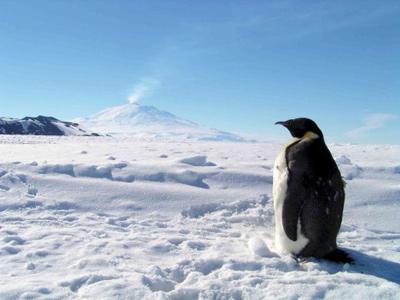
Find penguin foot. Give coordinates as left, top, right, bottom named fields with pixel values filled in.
left=324, top=248, right=354, bottom=264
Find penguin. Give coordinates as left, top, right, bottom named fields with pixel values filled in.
left=273, top=117, right=353, bottom=263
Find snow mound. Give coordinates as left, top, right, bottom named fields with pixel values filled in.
left=336, top=154, right=352, bottom=165
left=248, top=237, right=276, bottom=258
left=35, top=162, right=211, bottom=188
left=179, top=155, right=216, bottom=166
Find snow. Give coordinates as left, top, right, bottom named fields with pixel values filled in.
left=336, top=154, right=352, bottom=165
left=74, top=102, right=246, bottom=142
left=0, top=136, right=399, bottom=299
left=179, top=155, right=216, bottom=167
left=52, top=121, right=95, bottom=136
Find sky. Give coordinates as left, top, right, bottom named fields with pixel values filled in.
left=0, top=0, right=399, bottom=143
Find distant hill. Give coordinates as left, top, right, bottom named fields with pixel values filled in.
left=0, top=116, right=99, bottom=136
left=74, top=102, right=247, bottom=142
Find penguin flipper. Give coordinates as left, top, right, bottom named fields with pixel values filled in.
left=282, top=185, right=304, bottom=241
left=282, top=140, right=311, bottom=242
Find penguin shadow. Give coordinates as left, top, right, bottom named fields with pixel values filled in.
left=322, top=248, right=400, bottom=284
left=349, top=249, right=400, bottom=284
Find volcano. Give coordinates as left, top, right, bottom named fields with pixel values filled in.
left=74, top=102, right=246, bottom=141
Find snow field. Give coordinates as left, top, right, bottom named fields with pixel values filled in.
left=0, top=136, right=399, bottom=299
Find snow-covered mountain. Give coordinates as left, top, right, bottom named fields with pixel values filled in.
left=74, top=102, right=246, bottom=141
left=0, top=116, right=99, bottom=136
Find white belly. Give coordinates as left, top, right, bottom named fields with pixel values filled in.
left=273, top=142, right=309, bottom=255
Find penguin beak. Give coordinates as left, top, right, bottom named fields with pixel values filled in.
left=275, top=121, right=287, bottom=126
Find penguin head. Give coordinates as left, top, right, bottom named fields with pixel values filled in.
left=275, top=118, right=323, bottom=139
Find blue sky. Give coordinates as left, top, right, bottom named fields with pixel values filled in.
left=0, top=0, right=399, bottom=143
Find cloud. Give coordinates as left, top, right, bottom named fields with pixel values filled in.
left=346, top=113, right=398, bottom=137
left=128, top=78, right=159, bottom=104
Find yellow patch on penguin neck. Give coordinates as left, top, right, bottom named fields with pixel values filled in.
left=281, top=131, right=319, bottom=152
left=302, top=131, right=319, bottom=139
left=283, top=137, right=300, bottom=148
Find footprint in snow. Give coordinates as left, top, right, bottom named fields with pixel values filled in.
left=1, top=246, right=21, bottom=255
left=59, top=274, right=117, bottom=292
left=0, top=184, right=10, bottom=191
left=185, top=241, right=207, bottom=250
left=149, top=242, right=176, bottom=253
left=26, top=185, right=38, bottom=197
left=3, top=235, right=26, bottom=245
left=167, top=237, right=186, bottom=246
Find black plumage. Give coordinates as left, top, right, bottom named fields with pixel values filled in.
left=275, top=118, right=352, bottom=263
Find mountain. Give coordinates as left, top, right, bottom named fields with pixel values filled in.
left=74, top=102, right=247, bottom=141
left=0, top=116, right=99, bottom=136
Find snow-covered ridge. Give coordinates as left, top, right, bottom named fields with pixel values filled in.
left=74, top=102, right=247, bottom=141
left=0, top=116, right=99, bottom=136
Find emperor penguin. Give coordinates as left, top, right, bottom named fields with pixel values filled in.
left=273, top=118, right=352, bottom=263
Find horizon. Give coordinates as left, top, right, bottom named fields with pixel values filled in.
left=0, top=0, right=399, bottom=144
